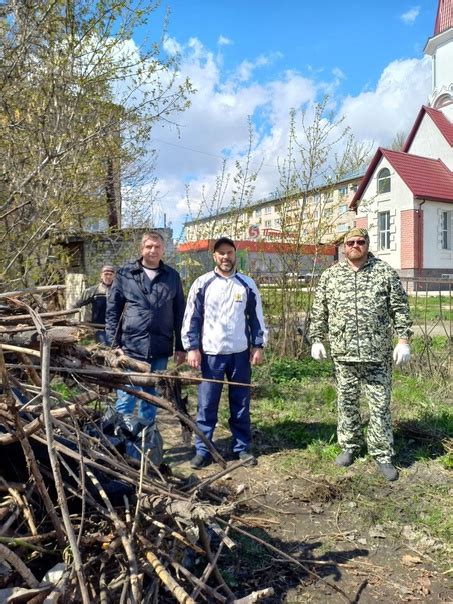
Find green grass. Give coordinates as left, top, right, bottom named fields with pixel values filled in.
left=260, top=287, right=311, bottom=316
left=51, top=380, right=79, bottom=399
left=409, top=295, right=453, bottom=322
left=260, top=289, right=453, bottom=322
left=241, top=352, right=452, bottom=560
left=409, top=335, right=450, bottom=354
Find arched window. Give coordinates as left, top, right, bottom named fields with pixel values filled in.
left=377, top=168, right=391, bottom=194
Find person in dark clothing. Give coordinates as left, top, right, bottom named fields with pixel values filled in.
left=105, top=231, right=186, bottom=422
left=73, top=265, right=115, bottom=344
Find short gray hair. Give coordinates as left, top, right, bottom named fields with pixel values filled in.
left=141, top=231, right=165, bottom=246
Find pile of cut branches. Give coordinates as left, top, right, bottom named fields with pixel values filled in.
left=0, top=286, right=276, bottom=603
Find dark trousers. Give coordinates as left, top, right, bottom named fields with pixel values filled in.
left=195, top=350, right=252, bottom=457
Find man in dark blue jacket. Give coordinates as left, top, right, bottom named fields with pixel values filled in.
left=105, top=231, right=186, bottom=422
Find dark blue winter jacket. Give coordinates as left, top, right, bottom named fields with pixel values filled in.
left=105, top=259, right=185, bottom=361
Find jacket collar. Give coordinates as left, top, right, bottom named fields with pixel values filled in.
left=132, top=259, right=166, bottom=273
left=214, top=267, right=237, bottom=279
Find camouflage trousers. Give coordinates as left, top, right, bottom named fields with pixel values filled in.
left=334, top=360, right=394, bottom=463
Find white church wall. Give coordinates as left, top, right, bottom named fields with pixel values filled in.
left=406, top=115, right=453, bottom=169
left=433, top=35, right=453, bottom=94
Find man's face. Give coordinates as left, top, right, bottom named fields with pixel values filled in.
left=213, top=244, right=236, bottom=275
left=344, top=236, right=369, bottom=262
left=141, top=237, right=164, bottom=267
left=101, top=270, right=115, bottom=285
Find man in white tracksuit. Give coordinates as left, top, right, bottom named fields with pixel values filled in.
left=182, top=237, right=268, bottom=469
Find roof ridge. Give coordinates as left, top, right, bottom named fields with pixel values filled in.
left=382, top=148, right=445, bottom=163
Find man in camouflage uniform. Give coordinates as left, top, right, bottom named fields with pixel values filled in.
left=309, top=228, right=412, bottom=481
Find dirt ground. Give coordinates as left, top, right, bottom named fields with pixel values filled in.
left=158, top=411, right=452, bottom=604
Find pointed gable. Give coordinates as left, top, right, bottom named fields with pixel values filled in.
left=381, top=149, right=453, bottom=202
left=351, top=148, right=453, bottom=208
left=434, top=0, right=453, bottom=35
left=403, top=105, right=453, bottom=152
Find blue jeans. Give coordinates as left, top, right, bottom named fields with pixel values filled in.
left=115, top=356, right=168, bottom=422
left=95, top=330, right=107, bottom=344
left=195, top=350, right=252, bottom=457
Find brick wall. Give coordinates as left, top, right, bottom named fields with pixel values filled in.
left=355, top=217, right=368, bottom=229
left=400, top=209, right=423, bottom=270
left=63, top=228, right=176, bottom=306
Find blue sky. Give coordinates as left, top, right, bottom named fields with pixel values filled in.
left=124, top=1, right=437, bottom=238
left=158, top=0, right=434, bottom=97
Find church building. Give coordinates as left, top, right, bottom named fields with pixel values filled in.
left=350, top=0, right=453, bottom=282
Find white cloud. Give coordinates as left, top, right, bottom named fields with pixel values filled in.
left=163, top=36, right=181, bottom=55
left=332, top=67, right=345, bottom=80
left=218, top=35, right=232, bottom=46
left=340, top=57, right=431, bottom=146
left=400, top=7, right=420, bottom=25
left=122, top=36, right=432, bottom=238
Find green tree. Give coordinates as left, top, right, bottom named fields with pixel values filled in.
left=0, top=0, right=193, bottom=287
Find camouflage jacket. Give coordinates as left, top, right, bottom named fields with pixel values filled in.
left=309, top=254, right=412, bottom=362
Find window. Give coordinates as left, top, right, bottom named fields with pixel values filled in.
left=338, top=204, right=348, bottom=214
left=254, top=208, right=262, bottom=217
left=441, top=211, right=451, bottom=250
left=338, top=186, right=348, bottom=197
left=264, top=206, right=272, bottom=214
left=264, top=220, right=272, bottom=227
left=378, top=211, right=391, bottom=249
left=337, top=223, right=348, bottom=233
left=83, top=217, right=108, bottom=232
left=377, top=168, right=391, bottom=194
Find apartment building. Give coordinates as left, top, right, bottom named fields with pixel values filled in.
left=183, top=172, right=363, bottom=245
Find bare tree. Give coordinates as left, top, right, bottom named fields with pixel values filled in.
left=391, top=131, right=407, bottom=151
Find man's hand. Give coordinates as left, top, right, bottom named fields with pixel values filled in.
left=174, top=351, right=187, bottom=366
left=393, top=341, right=411, bottom=366
left=250, top=347, right=263, bottom=366
left=187, top=349, right=201, bottom=369
left=311, top=342, right=327, bottom=361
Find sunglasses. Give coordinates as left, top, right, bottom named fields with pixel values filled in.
left=345, top=239, right=367, bottom=247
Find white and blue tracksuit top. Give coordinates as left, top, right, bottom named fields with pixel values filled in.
left=181, top=270, right=268, bottom=355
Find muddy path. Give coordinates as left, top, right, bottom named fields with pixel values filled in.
left=157, top=410, right=452, bottom=603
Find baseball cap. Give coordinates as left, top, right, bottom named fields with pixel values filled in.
left=213, top=237, right=236, bottom=251
left=101, top=265, right=115, bottom=273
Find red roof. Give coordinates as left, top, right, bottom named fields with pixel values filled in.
left=434, top=0, right=453, bottom=35
left=178, top=239, right=336, bottom=255
left=403, top=106, right=453, bottom=152
left=351, top=148, right=453, bottom=208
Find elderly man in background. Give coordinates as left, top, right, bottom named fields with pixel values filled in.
left=106, top=231, right=186, bottom=422
left=73, top=265, right=115, bottom=344
left=309, top=228, right=412, bottom=481
left=182, top=237, right=268, bottom=469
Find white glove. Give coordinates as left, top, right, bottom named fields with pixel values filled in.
left=311, top=342, right=327, bottom=361
left=393, top=343, right=411, bottom=366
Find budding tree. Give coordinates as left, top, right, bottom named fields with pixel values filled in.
left=0, top=0, right=193, bottom=287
